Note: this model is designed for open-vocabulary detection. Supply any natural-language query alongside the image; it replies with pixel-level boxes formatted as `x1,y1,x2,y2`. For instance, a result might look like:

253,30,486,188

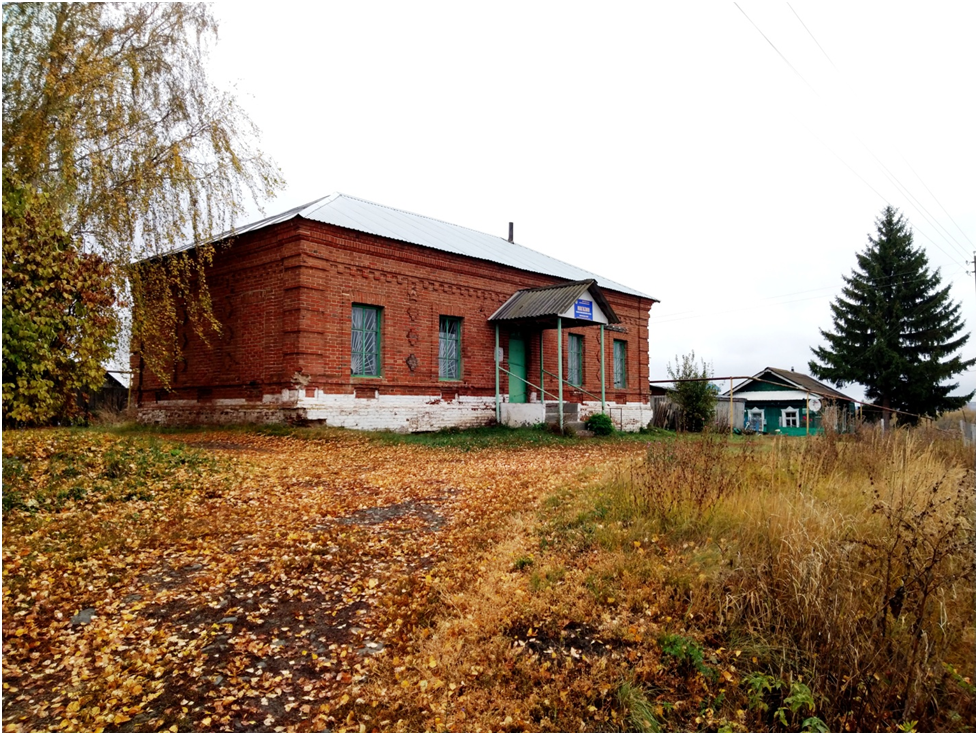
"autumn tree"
810,206,974,425
2,3,282,389
667,351,718,432
2,180,116,426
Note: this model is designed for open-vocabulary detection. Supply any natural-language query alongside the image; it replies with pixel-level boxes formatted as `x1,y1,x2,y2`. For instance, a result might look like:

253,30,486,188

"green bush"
585,412,615,435
666,351,718,432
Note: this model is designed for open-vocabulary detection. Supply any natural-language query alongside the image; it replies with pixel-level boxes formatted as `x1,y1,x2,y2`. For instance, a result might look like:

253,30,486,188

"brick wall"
136,219,655,428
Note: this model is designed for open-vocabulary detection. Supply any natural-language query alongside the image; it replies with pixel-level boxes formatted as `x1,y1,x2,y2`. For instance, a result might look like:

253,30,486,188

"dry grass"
350,428,975,732
722,434,974,730
935,407,976,431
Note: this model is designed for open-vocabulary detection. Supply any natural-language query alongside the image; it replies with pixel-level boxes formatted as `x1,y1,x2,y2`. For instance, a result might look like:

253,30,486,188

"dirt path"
2,431,643,732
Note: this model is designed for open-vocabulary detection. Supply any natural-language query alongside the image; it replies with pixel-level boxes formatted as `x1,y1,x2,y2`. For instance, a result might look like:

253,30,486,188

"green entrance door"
508,335,527,403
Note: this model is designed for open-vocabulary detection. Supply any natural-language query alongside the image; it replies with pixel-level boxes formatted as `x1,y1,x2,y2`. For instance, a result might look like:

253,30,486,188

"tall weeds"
622,433,753,534
619,430,976,731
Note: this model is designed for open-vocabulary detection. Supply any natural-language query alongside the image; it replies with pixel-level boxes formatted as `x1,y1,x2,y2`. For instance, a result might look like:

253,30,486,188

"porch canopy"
488,279,620,428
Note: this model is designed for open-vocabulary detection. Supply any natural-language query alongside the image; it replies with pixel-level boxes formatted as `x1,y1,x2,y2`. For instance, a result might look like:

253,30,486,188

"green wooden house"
721,367,856,436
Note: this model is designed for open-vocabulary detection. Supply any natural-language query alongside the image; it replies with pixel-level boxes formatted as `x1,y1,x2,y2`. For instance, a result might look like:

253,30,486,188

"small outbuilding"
720,367,856,435
134,193,659,431
79,371,129,415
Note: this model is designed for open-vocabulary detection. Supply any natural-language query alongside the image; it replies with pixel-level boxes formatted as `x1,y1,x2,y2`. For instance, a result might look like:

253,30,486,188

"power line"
787,3,838,70
736,4,974,265
824,271,976,388
785,4,974,259
734,3,820,95
661,260,960,319
650,292,835,326
863,152,972,259
901,153,976,248
649,262,963,326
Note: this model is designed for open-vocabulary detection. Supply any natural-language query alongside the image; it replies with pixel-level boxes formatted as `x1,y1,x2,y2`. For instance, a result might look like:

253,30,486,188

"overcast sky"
207,1,976,402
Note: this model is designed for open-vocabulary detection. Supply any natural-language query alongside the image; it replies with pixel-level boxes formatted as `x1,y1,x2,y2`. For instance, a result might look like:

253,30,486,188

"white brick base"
579,401,652,432
298,393,495,432
137,394,652,433
138,393,495,432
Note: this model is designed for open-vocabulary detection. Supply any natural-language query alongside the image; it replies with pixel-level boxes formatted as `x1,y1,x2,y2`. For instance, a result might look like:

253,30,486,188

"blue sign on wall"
574,298,593,320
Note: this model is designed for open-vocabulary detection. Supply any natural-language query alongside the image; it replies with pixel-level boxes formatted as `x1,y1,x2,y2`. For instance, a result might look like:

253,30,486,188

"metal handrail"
541,369,603,403
496,365,559,403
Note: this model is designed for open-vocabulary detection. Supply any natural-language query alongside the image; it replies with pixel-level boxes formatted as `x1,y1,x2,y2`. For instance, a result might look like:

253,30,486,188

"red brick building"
135,194,658,431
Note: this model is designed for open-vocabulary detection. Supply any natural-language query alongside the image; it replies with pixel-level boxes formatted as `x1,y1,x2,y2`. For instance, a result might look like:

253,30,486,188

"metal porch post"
600,324,606,413
539,331,544,404
729,377,734,434
557,317,564,432
495,324,500,424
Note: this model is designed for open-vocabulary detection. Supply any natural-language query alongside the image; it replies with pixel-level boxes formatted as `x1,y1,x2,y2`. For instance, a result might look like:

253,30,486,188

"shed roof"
186,193,655,299
489,279,620,326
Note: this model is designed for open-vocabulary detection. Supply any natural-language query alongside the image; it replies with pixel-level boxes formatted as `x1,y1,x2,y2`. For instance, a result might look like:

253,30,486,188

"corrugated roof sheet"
489,279,620,323
725,368,854,401
193,193,654,299
765,368,854,401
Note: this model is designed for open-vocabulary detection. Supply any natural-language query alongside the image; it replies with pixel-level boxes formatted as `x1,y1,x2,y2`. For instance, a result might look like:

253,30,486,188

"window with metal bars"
439,316,461,379
351,304,382,376
613,339,627,389
568,333,583,386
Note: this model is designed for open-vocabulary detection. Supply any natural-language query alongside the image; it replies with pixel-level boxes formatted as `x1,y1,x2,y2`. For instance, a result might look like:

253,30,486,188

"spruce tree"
810,206,974,425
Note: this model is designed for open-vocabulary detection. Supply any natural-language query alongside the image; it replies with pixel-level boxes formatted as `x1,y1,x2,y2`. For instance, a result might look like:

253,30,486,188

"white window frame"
781,408,799,428
748,408,765,431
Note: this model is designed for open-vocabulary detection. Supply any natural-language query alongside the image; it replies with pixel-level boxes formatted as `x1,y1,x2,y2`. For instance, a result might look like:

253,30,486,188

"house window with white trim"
782,408,799,428
748,409,764,432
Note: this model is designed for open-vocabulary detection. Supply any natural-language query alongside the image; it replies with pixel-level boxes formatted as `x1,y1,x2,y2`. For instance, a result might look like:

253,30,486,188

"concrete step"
543,419,591,435
544,402,580,420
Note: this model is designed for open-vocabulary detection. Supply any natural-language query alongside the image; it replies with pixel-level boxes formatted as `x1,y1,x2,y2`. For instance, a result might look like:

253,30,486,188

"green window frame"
613,339,627,389
351,304,382,377
439,316,462,380
568,333,584,386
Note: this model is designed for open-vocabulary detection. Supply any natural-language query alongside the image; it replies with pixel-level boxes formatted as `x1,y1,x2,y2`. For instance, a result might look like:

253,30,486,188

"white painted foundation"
139,393,652,432
140,392,494,432
501,403,546,427
299,393,495,432
579,401,652,432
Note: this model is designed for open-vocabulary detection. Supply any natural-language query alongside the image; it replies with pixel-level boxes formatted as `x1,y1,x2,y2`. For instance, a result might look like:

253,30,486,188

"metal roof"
489,279,620,325
197,193,655,299
725,368,854,402
765,368,854,401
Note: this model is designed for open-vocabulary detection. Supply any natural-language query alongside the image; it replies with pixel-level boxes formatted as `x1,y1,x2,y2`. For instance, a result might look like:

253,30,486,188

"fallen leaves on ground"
2,428,643,732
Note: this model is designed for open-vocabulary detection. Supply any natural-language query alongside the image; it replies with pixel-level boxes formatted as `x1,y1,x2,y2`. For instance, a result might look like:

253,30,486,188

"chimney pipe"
508,222,514,243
